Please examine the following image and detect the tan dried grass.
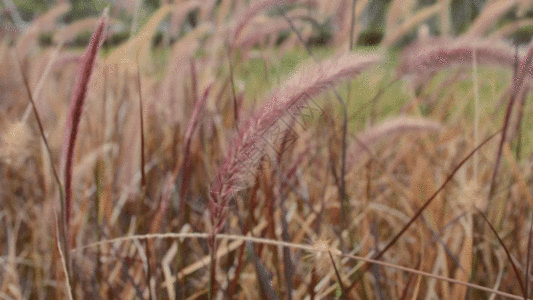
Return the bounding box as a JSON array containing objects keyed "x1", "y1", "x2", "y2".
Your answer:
[
  {"x1": 106, "y1": 4, "x2": 172, "y2": 72},
  {"x1": 381, "y1": 2, "x2": 442, "y2": 47},
  {"x1": 15, "y1": 3, "x2": 71, "y2": 55},
  {"x1": 0, "y1": 121, "x2": 33, "y2": 166}
]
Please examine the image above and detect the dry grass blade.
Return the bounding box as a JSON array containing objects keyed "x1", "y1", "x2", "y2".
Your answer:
[
  {"x1": 328, "y1": 251, "x2": 348, "y2": 299},
  {"x1": 14, "y1": 50, "x2": 71, "y2": 291},
  {"x1": 106, "y1": 5, "x2": 171, "y2": 71},
  {"x1": 62, "y1": 8, "x2": 108, "y2": 238},
  {"x1": 175, "y1": 66, "x2": 210, "y2": 213},
  {"x1": 476, "y1": 208, "x2": 526, "y2": 298},
  {"x1": 526, "y1": 214, "x2": 533, "y2": 299},
  {"x1": 226, "y1": 46, "x2": 239, "y2": 126},
  {"x1": 14, "y1": 55, "x2": 63, "y2": 208},
  {"x1": 73, "y1": 232, "x2": 527, "y2": 300},
  {"x1": 54, "y1": 210, "x2": 74, "y2": 300},
  {"x1": 246, "y1": 241, "x2": 280, "y2": 300},
  {"x1": 381, "y1": 3, "x2": 441, "y2": 47},
  {"x1": 347, "y1": 129, "x2": 501, "y2": 293},
  {"x1": 135, "y1": 56, "x2": 146, "y2": 191}
]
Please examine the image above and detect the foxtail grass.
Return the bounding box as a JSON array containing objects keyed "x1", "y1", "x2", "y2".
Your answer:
[
  {"x1": 210, "y1": 53, "x2": 380, "y2": 230},
  {"x1": 61, "y1": 8, "x2": 108, "y2": 267},
  {"x1": 397, "y1": 38, "x2": 518, "y2": 80}
]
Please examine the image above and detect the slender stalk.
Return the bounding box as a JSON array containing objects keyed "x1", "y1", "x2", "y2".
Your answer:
[
  {"x1": 525, "y1": 213, "x2": 533, "y2": 299},
  {"x1": 349, "y1": 0, "x2": 357, "y2": 51},
  {"x1": 136, "y1": 54, "x2": 146, "y2": 192},
  {"x1": 74, "y1": 230, "x2": 527, "y2": 300},
  {"x1": 15, "y1": 52, "x2": 69, "y2": 292},
  {"x1": 209, "y1": 235, "x2": 218, "y2": 299},
  {"x1": 277, "y1": 6, "x2": 350, "y2": 249},
  {"x1": 473, "y1": 48, "x2": 479, "y2": 181}
]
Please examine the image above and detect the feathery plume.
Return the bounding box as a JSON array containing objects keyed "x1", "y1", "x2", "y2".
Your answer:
[
  {"x1": 347, "y1": 116, "x2": 442, "y2": 166},
  {"x1": 209, "y1": 53, "x2": 380, "y2": 231},
  {"x1": 231, "y1": 0, "x2": 294, "y2": 41},
  {"x1": 397, "y1": 37, "x2": 518, "y2": 78}
]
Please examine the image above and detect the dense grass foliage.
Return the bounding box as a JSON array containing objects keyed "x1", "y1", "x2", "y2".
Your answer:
[{"x1": 2, "y1": 1, "x2": 533, "y2": 299}]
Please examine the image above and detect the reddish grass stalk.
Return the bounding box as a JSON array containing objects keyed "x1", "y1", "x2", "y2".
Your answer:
[
  {"x1": 14, "y1": 52, "x2": 71, "y2": 295},
  {"x1": 328, "y1": 251, "x2": 349, "y2": 299},
  {"x1": 175, "y1": 61, "x2": 210, "y2": 212},
  {"x1": 476, "y1": 208, "x2": 526, "y2": 298},
  {"x1": 226, "y1": 44, "x2": 239, "y2": 127},
  {"x1": 525, "y1": 213, "x2": 533, "y2": 299},
  {"x1": 135, "y1": 56, "x2": 146, "y2": 192},
  {"x1": 245, "y1": 241, "x2": 280, "y2": 300},
  {"x1": 61, "y1": 9, "x2": 108, "y2": 240},
  {"x1": 487, "y1": 37, "x2": 533, "y2": 206}
]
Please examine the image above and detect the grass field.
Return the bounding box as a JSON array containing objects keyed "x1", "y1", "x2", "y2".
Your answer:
[{"x1": 2, "y1": 1, "x2": 533, "y2": 299}]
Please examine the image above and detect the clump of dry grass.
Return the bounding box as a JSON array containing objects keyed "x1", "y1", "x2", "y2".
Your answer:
[{"x1": 0, "y1": 121, "x2": 34, "y2": 166}]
